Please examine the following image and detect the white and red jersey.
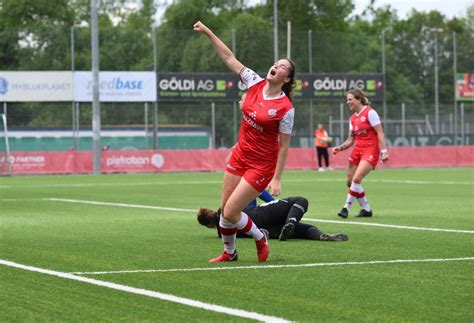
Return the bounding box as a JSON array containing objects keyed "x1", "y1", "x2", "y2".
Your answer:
[
  {"x1": 349, "y1": 106, "x2": 381, "y2": 150},
  {"x1": 234, "y1": 67, "x2": 294, "y2": 165}
]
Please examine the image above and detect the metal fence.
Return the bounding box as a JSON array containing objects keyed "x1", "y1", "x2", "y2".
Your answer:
[{"x1": 1, "y1": 27, "x2": 473, "y2": 151}]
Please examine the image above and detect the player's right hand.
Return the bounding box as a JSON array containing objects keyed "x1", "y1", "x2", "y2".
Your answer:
[{"x1": 332, "y1": 146, "x2": 341, "y2": 155}]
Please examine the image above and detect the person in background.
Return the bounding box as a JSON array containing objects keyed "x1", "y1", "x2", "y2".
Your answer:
[
  {"x1": 314, "y1": 123, "x2": 332, "y2": 171},
  {"x1": 332, "y1": 89, "x2": 389, "y2": 218}
]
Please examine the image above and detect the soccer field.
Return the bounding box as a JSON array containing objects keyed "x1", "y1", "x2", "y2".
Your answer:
[{"x1": 1, "y1": 168, "x2": 473, "y2": 322}]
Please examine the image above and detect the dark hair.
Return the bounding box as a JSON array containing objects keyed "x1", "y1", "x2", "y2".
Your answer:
[
  {"x1": 347, "y1": 88, "x2": 371, "y2": 106},
  {"x1": 282, "y1": 58, "x2": 296, "y2": 102},
  {"x1": 197, "y1": 207, "x2": 219, "y2": 226}
]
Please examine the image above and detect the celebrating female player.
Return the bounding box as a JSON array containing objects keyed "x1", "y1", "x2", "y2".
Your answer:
[
  {"x1": 193, "y1": 21, "x2": 295, "y2": 262},
  {"x1": 333, "y1": 89, "x2": 389, "y2": 218}
]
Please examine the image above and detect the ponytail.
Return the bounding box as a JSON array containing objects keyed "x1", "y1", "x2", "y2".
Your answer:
[{"x1": 282, "y1": 58, "x2": 296, "y2": 102}]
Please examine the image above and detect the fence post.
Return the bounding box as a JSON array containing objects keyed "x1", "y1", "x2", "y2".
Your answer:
[
  {"x1": 211, "y1": 102, "x2": 216, "y2": 149},
  {"x1": 71, "y1": 26, "x2": 77, "y2": 150},
  {"x1": 460, "y1": 103, "x2": 465, "y2": 145},
  {"x1": 381, "y1": 28, "x2": 387, "y2": 130},
  {"x1": 152, "y1": 26, "x2": 158, "y2": 150},
  {"x1": 339, "y1": 103, "x2": 344, "y2": 142},
  {"x1": 75, "y1": 103, "x2": 80, "y2": 149},
  {"x1": 453, "y1": 31, "x2": 457, "y2": 145},
  {"x1": 144, "y1": 103, "x2": 148, "y2": 149},
  {"x1": 401, "y1": 103, "x2": 405, "y2": 140},
  {"x1": 232, "y1": 29, "x2": 237, "y2": 144},
  {"x1": 449, "y1": 113, "x2": 453, "y2": 134},
  {"x1": 329, "y1": 115, "x2": 333, "y2": 136},
  {"x1": 309, "y1": 101, "x2": 313, "y2": 145}
]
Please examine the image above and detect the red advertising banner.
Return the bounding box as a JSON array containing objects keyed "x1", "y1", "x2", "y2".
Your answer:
[{"x1": 6, "y1": 146, "x2": 474, "y2": 175}]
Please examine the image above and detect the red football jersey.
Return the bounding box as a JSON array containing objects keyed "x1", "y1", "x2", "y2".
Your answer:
[
  {"x1": 350, "y1": 106, "x2": 380, "y2": 150},
  {"x1": 234, "y1": 73, "x2": 294, "y2": 166}
]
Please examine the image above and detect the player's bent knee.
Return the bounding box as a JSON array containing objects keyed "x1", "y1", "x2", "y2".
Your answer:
[
  {"x1": 352, "y1": 176, "x2": 363, "y2": 184},
  {"x1": 295, "y1": 197, "x2": 308, "y2": 212},
  {"x1": 222, "y1": 207, "x2": 241, "y2": 223}
]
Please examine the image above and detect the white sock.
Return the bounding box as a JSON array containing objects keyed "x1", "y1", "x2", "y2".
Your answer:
[
  {"x1": 357, "y1": 191, "x2": 371, "y2": 211},
  {"x1": 235, "y1": 212, "x2": 264, "y2": 241},
  {"x1": 343, "y1": 182, "x2": 362, "y2": 209},
  {"x1": 219, "y1": 217, "x2": 237, "y2": 254},
  {"x1": 350, "y1": 182, "x2": 371, "y2": 211}
]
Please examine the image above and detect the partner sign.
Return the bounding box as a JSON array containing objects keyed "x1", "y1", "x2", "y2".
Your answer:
[{"x1": 74, "y1": 71, "x2": 156, "y2": 102}]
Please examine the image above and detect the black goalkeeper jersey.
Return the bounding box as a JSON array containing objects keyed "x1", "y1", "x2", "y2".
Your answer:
[{"x1": 216, "y1": 197, "x2": 309, "y2": 238}]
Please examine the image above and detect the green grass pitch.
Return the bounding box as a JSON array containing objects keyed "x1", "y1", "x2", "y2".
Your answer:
[{"x1": 1, "y1": 168, "x2": 473, "y2": 322}]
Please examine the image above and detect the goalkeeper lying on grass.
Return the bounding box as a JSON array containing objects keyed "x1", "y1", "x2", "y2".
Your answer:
[{"x1": 198, "y1": 196, "x2": 348, "y2": 241}]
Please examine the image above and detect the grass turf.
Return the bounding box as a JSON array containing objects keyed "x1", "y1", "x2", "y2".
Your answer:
[{"x1": 1, "y1": 168, "x2": 473, "y2": 322}]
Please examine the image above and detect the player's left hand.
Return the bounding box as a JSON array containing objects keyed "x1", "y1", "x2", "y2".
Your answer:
[
  {"x1": 267, "y1": 179, "x2": 281, "y2": 196},
  {"x1": 380, "y1": 149, "x2": 389, "y2": 163}
]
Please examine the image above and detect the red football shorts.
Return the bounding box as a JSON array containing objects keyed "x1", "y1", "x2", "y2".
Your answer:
[
  {"x1": 349, "y1": 147, "x2": 380, "y2": 169},
  {"x1": 226, "y1": 151, "x2": 275, "y2": 192}
]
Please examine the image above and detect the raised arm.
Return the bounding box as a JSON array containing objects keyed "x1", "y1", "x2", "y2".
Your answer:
[{"x1": 193, "y1": 21, "x2": 244, "y2": 75}]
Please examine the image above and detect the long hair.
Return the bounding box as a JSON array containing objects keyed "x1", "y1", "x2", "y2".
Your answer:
[
  {"x1": 281, "y1": 58, "x2": 296, "y2": 102},
  {"x1": 347, "y1": 88, "x2": 371, "y2": 106}
]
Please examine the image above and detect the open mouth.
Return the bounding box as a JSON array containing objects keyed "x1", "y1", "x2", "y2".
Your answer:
[{"x1": 270, "y1": 69, "x2": 276, "y2": 76}]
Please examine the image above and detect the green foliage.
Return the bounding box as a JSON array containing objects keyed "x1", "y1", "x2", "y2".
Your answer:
[{"x1": 0, "y1": 0, "x2": 473, "y2": 134}]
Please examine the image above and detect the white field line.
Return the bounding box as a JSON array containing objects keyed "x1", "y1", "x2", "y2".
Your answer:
[
  {"x1": 46, "y1": 198, "x2": 195, "y2": 213},
  {"x1": 0, "y1": 181, "x2": 222, "y2": 189},
  {"x1": 0, "y1": 259, "x2": 290, "y2": 323},
  {"x1": 71, "y1": 257, "x2": 474, "y2": 275},
  {"x1": 304, "y1": 218, "x2": 474, "y2": 234},
  {"x1": 41, "y1": 198, "x2": 474, "y2": 234},
  {"x1": 0, "y1": 177, "x2": 472, "y2": 189}
]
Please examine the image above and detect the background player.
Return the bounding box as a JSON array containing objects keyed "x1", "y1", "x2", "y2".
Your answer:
[{"x1": 332, "y1": 89, "x2": 389, "y2": 218}]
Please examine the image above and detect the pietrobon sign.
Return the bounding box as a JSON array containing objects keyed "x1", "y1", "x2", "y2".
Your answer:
[{"x1": 157, "y1": 72, "x2": 384, "y2": 101}]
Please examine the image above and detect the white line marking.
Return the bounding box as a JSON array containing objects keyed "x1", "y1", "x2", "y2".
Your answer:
[
  {"x1": 0, "y1": 177, "x2": 472, "y2": 189},
  {"x1": 287, "y1": 178, "x2": 474, "y2": 186},
  {"x1": 0, "y1": 180, "x2": 222, "y2": 189},
  {"x1": 35, "y1": 198, "x2": 474, "y2": 234},
  {"x1": 304, "y1": 218, "x2": 474, "y2": 234},
  {"x1": 0, "y1": 259, "x2": 290, "y2": 323},
  {"x1": 0, "y1": 198, "x2": 46, "y2": 201},
  {"x1": 367, "y1": 179, "x2": 473, "y2": 185},
  {"x1": 71, "y1": 257, "x2": 474, "y2": 275},
  {"x1": 46, "y1": 198, "x2": 195, "y2": 213}
]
